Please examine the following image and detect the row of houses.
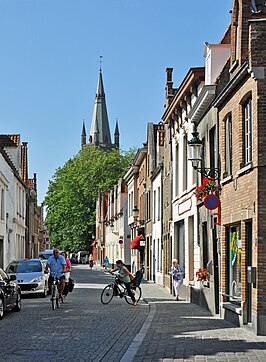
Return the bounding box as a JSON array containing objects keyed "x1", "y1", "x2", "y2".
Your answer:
[
  {"x1": 0, "y1": 134, "x2": 50, "y2": 269},
  {"x1": 93, "y1": 1, "x2": 266, "y2": 336}
]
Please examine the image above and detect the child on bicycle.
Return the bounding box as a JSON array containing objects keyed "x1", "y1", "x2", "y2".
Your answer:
[{"x1": 110, "y1": 260, "x2": 137, "y2": 306}]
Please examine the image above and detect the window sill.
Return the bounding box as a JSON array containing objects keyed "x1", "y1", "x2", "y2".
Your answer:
[
  {"x1": 236, "y1": 162, "x2": 253, "y2": 177},
  {"x1": 222, "y1": 302, "x2": 242, "y2": 315},
  {"x1": 220, "y1": 175, "x2": 233, "y2": 186}
]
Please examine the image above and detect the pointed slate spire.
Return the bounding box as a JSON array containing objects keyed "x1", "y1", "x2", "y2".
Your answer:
[
  {"x1": 81, "y1": 120, "x2": 86, "y2": 148},
  {"x1": 94, "y1": 118, "x2": 100, "y2": 146},
  {"x1": 90, "y1": 69, "x2": 112, "y2": 147},
  {"x1": 114, "y1": 119, "x2": 120, "y2": 149}
]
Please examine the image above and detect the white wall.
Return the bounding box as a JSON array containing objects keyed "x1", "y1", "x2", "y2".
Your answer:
[
  {"x1": 151, "y1": 171, "x2": 163, "y2": 286},
  {"x1": 0, "y1": 153, "x2": 26, "y2": 269}
]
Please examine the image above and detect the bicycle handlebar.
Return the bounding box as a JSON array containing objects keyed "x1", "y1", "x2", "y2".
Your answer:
[{"x1": 50, "y1": 271, "x2": 66, "y2": 277}]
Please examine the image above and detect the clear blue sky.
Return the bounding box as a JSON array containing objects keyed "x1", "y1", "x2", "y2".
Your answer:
[{"x1": 0, "y1": 0, "x2": 231, "y2": 203}]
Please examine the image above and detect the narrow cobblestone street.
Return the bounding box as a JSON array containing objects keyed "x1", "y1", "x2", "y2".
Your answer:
[
  {"x1": 1, "y1": 267, "x2": 266, "y2": 361},
  {"x1": 0, "y1": 265, "x2": 149, "y2": 362}
]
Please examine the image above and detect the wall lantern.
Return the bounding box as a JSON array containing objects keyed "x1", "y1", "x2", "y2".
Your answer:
[
  {"x1": 187, "y1": 131, "x2": 220, "y2": 180},
  {"x1": 132, "y1": 206, "x2": 139, "y2": 219}
]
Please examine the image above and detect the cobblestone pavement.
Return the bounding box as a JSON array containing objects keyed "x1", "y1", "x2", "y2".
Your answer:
[
  {"x1": 2, "y1": 267, "x2": 266, "y2": 362},
  {"x1": 127, "y1": 282, "x2": 266, "y2": 362},
  {"x1": 0, "y1": 265, "x2": 149, "y2": 362}
]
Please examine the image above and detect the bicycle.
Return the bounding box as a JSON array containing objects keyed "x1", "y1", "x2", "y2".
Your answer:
[
  {"x1": 50, "y1": 272, "x2": 64, "y2": 310},
  {"x1": 100, "y1": 273, "x2": 142, "y2": 305}
]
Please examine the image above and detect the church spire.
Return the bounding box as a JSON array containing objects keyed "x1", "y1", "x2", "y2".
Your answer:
[
  {"x1": 81, "y1": 120, "x2": 86, "y2": 148},
  {"x1": 114, "y1": 119, "x2": 120, "y2": 149},
  {"x1": 89, "y1": 69, "x2": 112, "y2": 148}
]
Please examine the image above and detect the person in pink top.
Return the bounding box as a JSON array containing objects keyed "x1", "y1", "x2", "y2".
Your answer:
[{"x1": 62, "y1": 252, "x2": 71, "y2": 296}]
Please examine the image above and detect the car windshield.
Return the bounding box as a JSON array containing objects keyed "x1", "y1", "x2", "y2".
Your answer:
[{"x1": 7, "y1": 260, "x2": 42, "y2": 273}]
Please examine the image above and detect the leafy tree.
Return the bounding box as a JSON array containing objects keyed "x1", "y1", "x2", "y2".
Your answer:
[{"x1": 44, "y1": 146, "x2": 135, "y2": 252}]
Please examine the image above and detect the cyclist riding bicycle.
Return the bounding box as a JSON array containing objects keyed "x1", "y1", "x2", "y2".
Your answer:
[
  {"x1": 110, "y1": 259, "x2": 137, "y2": 306},
  {"x1": 45, "y1": 248, "x2": 66, "y2": 298}
]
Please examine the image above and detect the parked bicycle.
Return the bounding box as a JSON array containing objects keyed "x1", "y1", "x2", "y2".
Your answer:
[
  {"x1": 50, "y1": 271, "x2": 64, "y2": 310},
  {"x1": 101, "y1": 273, "x2": 142, "y2": 305}
]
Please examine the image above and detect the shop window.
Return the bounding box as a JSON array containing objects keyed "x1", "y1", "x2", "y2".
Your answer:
[{"x1": 227, "y1": 225, "x2": 242, "y2": 303}]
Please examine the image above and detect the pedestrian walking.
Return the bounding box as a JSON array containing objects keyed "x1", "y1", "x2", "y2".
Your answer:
[
  {"x1": 170, "y1": 259, "x2": 183, "y2": 301},
  {"x1": 103, "y1": 256, "x2": 109, "y2": 269}
]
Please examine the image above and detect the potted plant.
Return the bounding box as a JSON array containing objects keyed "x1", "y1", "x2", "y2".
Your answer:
[
  {"x1": 196, "y1": 267, "x2": 210, "y2": 287},
  {"x1": 194, "y1": 177, "x2": 217, "y2": 201}
]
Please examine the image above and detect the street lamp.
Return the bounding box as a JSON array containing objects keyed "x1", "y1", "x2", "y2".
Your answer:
[
  {"x1": 187, "y1": 131, "x2": 220, "y2": 180},
  {"x1": 110, "y1": 221, "x2": 119, "y2": 235}
]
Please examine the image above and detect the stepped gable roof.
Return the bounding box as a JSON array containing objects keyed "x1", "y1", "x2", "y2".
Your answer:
[
  {"x1": 21, "y1": 142, "x2": 28, "y2": 183},
  {"x1": 8, "y1": 134, "x2": 20, "y2": 146},
  {"x1": 28, "y1": 178, "x2": 34, "y2": 189},
  {"x1": 90, "y1": 69, "x2": 112, "y2": 147},
  {"x1": 0, "y1": 134, "x2": 18, "y2": 147}
]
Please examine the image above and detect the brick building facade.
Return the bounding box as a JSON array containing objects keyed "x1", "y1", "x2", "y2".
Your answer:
[{"x1": 214, "y1": 0, "x2": 266, "y2": 335}]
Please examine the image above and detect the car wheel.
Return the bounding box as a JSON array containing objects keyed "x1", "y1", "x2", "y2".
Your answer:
[
  {"x1": 13, "y1": 292, "x2": 21, "y2": 312},
  {"x1": 0, "y1": 298, "x2": 4, "y2": 320}
]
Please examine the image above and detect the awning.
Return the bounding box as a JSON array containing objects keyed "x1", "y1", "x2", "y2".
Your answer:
[{"x1": 130, "y1": 235, "x2": 144, "y2": 250}]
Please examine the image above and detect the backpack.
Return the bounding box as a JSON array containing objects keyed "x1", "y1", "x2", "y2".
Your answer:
[{"x1": 131, "y1": 270, "x2": 143, "y2": 287}]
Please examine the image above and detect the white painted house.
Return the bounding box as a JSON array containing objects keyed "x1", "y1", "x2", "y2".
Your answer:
[{"x1": 0, "y1": 145, "x2": 26, "y2": 269}]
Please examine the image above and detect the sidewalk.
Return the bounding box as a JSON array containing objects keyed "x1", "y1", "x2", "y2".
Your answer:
[{"x1": 121, "y1": 281, "x2": 266, "y2": 362}]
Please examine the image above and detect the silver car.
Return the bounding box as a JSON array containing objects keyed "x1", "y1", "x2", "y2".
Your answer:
[{"x1": 6, "y1": 259, "x2": 49, "y2": 297}]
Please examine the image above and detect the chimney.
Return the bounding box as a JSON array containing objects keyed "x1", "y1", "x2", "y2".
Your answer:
[{"x1": 165, "y1": 68, "x2": 174, "y2": 108}]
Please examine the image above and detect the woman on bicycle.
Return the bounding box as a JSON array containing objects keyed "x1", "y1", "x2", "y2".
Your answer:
[
  {"x1": 62, "y1": 252, "x2": 71, "y2": 296},
  {"x1": 110, "y1": 260, "x2": 137, "y2": 306}
]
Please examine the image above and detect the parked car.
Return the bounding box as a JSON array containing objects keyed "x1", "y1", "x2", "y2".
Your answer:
[
  {"x1": 70, "y1": 256, "x2": 78, "y2": 264},
  {"x1": 6, "y1": 259, "x2": 49, "y2": 298},
  {"x1": 0, "y1": 268, "x2": 21, "y2": 320},
  {"x1": 38, "y1": 249, "x2": 64, "y2": 260}
]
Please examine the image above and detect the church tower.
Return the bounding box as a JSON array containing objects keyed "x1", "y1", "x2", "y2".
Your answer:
[
  {"x1": 81, "y1": 67, "x2": 120, "y2": 151},
  {"x1": 89, "y1": 69, "x2": 112, "y2": 150}
]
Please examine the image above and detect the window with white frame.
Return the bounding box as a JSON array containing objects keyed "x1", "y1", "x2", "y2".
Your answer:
[
  {"x1": 243, "y1": 98, "x2": 252, "y2": 165},
  {"x1": 175, "y1": 143, "x2": 179, "y2": 197},
  {"x1": 225, "y1": 114, "x2": 232, "y2": 176},
  {"x1": 153, "y1": 190, "x2": 156, "y2": 222},
  {"x1": 0, "y1": 188, "x2": 4, "y2": 220},
  {"x1": 157, "y1": 187, "x2": 160, "y2": 220},
  {"x1": 183, "y1": 134, "x2": 187, "y2": 191}
]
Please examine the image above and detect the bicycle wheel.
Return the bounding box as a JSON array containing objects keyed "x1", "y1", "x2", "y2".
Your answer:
[
  {"x1": 55, "y1": 285, "x2": 60, "y2": 308},
  {"x1": 101, "y1": 284, "x2": 114, "y2": 304},
  {"x1": 125, "y1": 286, "x2": 142, "y2": 305},
  {"x1": 51, "y1": 285, "x2": 56, "y2": 310}
]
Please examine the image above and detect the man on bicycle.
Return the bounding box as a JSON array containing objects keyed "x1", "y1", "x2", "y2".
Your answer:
[
  {"x1": 110, "y1": 260, "x2": 137, "y2": 306},
  {"x1": 45, "y1": 248, "x2": 66, "y2": 298}
]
